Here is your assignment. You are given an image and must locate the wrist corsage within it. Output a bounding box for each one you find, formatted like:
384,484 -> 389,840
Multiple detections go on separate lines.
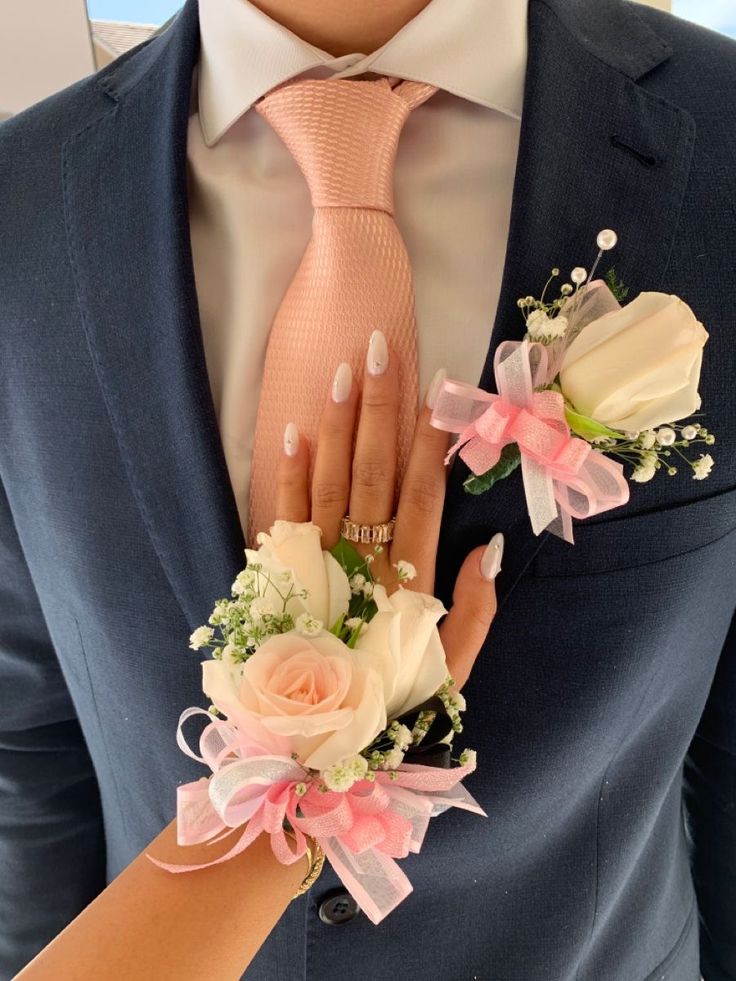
430,229 -> 715,543
148,521 -> 485,924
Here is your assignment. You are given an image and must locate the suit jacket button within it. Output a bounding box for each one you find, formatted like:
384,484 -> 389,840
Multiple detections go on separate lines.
318,889 -> 360,924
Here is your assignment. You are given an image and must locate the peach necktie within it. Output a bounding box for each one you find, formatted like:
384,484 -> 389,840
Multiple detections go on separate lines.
247,76 -> 438,544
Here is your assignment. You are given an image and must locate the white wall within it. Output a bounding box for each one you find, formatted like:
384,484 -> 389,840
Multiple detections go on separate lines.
0,0 -> 95,118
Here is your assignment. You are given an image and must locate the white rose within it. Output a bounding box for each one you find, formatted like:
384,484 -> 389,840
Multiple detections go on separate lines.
247,521 -> 351,630
354,584 -> 448,719
202,630 -> 386,771
559,292 -> 708,432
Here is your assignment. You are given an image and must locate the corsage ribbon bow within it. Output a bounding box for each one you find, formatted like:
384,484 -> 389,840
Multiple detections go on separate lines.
148,709 -> 486,925
430,340 -> 629,542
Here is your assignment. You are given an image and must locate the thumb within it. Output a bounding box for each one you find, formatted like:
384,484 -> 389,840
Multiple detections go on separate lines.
438,534 -> 503,692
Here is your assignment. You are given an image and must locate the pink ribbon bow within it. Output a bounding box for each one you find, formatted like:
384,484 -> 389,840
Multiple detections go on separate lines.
147,708 -> 486,925
430,339 -> 629,542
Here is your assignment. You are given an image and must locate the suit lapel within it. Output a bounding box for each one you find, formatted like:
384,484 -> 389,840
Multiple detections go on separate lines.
437,0 -> 695,610
62,0 -> 245,634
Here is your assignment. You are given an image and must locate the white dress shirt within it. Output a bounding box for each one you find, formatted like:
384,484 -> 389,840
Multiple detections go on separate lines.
187,0 -> 528,535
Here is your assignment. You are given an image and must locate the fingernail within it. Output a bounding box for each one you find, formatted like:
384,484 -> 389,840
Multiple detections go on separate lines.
425,368 -> 447,410
331,362 -> 353,403
283,422 -> 299,457
367,330 -> 389,376
480,533 -> 504,580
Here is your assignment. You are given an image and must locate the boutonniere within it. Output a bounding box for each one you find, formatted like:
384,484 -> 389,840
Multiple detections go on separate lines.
430,230 -> 715,543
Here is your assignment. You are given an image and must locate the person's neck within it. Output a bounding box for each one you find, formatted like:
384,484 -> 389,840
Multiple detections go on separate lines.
249,0 -> 434,57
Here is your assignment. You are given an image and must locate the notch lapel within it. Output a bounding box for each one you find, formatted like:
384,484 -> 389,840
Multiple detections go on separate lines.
63,0 -> 245,634
436,0 -> 695,610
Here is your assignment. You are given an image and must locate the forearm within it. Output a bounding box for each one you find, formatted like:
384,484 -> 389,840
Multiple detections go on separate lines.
16,818 -> 307,981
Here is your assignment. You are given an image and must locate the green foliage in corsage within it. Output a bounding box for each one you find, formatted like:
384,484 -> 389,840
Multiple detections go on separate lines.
329,538 -> 378,647
463,442 -> 521,495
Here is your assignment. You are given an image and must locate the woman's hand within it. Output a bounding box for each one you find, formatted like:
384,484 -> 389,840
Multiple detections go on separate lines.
274,330 -> 503,692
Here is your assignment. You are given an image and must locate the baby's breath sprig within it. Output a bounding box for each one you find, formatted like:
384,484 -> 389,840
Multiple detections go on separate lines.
517,267 -> 575,344
436,675 -> 466,734
592,421 -> 715,483
188,562 -> 305,661
359,718 -> 418,773
329,539 -> 383,641
456,748 -> 477,768
411,708 -> 437,746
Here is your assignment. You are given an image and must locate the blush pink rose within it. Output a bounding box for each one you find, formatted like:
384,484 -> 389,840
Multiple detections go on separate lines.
202,631 -> 386,771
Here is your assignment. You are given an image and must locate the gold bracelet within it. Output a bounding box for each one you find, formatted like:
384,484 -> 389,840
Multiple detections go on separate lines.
285,829 -> 325,899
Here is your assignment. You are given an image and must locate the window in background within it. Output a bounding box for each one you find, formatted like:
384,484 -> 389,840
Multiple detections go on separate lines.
87,0 -> 180,24
86,0 -> 736,39
674,0 -> 736,37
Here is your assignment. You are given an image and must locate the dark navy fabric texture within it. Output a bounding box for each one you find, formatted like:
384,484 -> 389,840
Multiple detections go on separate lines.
0,0 -> 735,978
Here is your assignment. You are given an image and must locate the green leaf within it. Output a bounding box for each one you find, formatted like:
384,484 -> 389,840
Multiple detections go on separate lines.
463,443 -> 521,495
604,266 -> 630,303
331,539 -> 379,627
331,538 -> 369,579
564,406 -> 622,443
329,613 -> 345,638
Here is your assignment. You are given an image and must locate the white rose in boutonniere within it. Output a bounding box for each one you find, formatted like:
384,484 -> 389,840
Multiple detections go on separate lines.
244,520 -> 351,630
559,292 -> 708,432
428,231 -> 717,543
354,583 -> 449,718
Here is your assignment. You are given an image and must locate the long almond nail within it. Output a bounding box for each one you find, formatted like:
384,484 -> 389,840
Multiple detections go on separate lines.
367,330 -> 389,376
283,422 -> 299,457
425,368 -> 447,409
480,533 -> 504,580
332,362 -> 353,403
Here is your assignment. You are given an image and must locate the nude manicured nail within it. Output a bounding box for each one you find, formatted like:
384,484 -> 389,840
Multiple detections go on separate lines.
331,362 -> 353,403
367,330 -> 389,376
425,368 -> 447,410
480,533 -> 504,580
283,422 -> 299,457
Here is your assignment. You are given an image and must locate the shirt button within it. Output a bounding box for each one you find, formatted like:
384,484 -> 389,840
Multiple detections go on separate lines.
317,890 -> 360,925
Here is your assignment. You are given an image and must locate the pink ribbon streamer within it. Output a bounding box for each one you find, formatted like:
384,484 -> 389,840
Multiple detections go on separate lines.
429,284 -> 629,542
147,711 -> 486,925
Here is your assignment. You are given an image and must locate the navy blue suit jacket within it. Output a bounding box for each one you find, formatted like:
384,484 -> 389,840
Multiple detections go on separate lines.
1,1 -> 735,978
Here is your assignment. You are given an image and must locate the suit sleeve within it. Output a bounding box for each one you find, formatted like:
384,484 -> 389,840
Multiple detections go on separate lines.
0,475 -> 105,980
683,610 -> 736,981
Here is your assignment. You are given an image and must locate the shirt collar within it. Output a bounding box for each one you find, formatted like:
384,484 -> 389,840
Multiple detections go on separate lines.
197,0 -> 529,147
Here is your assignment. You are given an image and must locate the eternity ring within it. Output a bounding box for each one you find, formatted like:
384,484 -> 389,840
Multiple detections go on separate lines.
340,515 -> 396,545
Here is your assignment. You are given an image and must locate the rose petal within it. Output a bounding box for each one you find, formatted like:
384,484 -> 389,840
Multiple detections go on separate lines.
354,610 -> 401,708
302,666 -> 386,771
323,550 -> 352,628
261,706 -> 355,737
560,293 -> 708,432
382,589 -> 448,718
202,660 -> 289,756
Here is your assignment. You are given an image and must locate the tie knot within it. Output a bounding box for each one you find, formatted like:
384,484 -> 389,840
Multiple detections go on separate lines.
255,77 -> 437,212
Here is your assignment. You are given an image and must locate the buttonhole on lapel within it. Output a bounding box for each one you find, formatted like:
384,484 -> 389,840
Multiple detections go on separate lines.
610,135 -> 659,168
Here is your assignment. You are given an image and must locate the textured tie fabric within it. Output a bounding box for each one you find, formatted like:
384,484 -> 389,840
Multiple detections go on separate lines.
247,76 -> 438,545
